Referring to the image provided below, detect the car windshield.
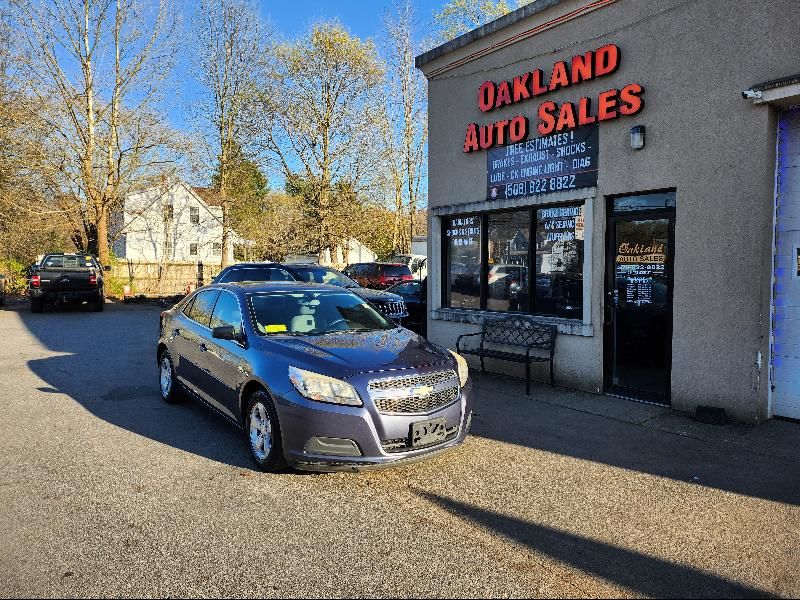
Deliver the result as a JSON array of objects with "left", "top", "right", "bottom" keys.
[
  {"left": 293, "top": 267, "right": 359, "bottom": 288},
  {"left": 382, "top": 265, "right": 412, "bottom": 277},
  {"left": 249, "top": 291, "right": 394, "bottom": 336}
]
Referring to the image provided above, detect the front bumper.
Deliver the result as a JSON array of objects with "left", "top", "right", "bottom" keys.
[{"left": 274, "top": 376, "right": 474, "bottom": 472}]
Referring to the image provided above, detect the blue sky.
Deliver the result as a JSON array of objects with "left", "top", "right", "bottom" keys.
[{"left": 261, "top": 0, "right": 445, "bottom": 41}]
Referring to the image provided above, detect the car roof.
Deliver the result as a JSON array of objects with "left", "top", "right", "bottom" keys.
[
  {"left": 210, "top": 281, "right": 351, "bottom": 294},
  {"left": 221, "top": 262, "right": 285, "bottom": 269}
]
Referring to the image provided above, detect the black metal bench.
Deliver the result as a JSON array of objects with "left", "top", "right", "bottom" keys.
[{"left": 456, "top": 316, "right": 557, "bottom": 395}]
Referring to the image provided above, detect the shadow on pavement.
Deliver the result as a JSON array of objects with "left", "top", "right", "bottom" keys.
[
  {"left": 19, "top": 304, "right": 257, "bottom": 470},
  {"left": 416, "top": 490, "right": 777, "bottom": 599},
  {"left": 469, "top": 375, "right": 800, "bottom": 506}
]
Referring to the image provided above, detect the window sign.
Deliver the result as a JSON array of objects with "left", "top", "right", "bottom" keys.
[
  {"left": 446, "top": 217, "right": 481, "bottom": 309},
  {"left": 535, "top": 206, "right": 584, "bottom": 318},
  {"left": 487, "top": 125, "right": 598, "bottom": 200}
]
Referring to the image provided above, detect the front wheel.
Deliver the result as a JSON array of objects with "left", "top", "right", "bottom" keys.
[
  {"left": 246, "top": 390, "right": 285, "bottom": 472},
  {"left": 158, "top": 350, "right": 183, "bottom": 404}
]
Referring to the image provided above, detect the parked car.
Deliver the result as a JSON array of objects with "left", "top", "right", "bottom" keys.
[
  {"left": 156, "top": 281, "right": 473, "bottom": 472},
  {"left": 0, "top": 274, "right": 5, "bottom": 307},
  {"left": 392, "top": 254, "right": 428, "bottom": 280},
  {"left": 212, "top": 263, "right": 295, "bottom": 284},
  {"left": 343, "top": 262, "right": 413, "bottom": 290},
  {"left": 387, "top": 277, "right": 427, "bottom": 337},
  {"left": 281, "top": 264, "right": 409, "bottom": 323},
  {"left": 28, "top": 253, "right": 110, "bottom": 313}
]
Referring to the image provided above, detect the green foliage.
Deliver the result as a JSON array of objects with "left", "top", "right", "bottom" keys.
[{"left": 212, "top": 141, "right": 269, "bottom": 204}]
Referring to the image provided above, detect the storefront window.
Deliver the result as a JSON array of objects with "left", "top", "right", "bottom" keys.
[
  {"left": 534, "top": 205, "right": 584, "bottom": 318},
  {"left": 444, "top": 203, "right": 585, "bottom": 319},
  {"left": 487, "top": 211, "right": 530, "bottom": 312},
  {"left": 445, "top": 216, "right": 481, "bottom": 309}
]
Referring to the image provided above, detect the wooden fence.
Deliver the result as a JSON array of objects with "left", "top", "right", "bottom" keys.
[{"left": 109, "top": 260, "right": 223, "bottom": 296}]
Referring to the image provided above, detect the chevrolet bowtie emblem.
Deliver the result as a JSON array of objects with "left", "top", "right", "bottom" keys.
[{"left": 412, "top": 385, "right": 435, "bottom": 398}]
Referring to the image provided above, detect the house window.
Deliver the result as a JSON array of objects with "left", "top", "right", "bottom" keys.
[
  {"left": 443, "top": 203, "right": 585, "bottom": 319},
  {"left": 190, "top": 243, "right": 198, "bottom": 256},
  {"left": 163, "top": 203, "right": 174, "bottom": 221},
  {"left": 190, "top": 206, "right": 200, "bottom": 225},
  {"left": 164, "top": 235, "right": 174, "bottom": 258},
  {"left": 212, "top": 242, "right": 222, "bottom": 256}
]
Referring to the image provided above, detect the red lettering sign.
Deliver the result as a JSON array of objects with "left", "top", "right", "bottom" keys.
[{"left": 461, "top": 43, "right": 645, "bottom": 152}]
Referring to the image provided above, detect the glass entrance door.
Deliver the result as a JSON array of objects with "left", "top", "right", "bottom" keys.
[{"left": 605, "top": 193, "right": 675, "bottom": 404}]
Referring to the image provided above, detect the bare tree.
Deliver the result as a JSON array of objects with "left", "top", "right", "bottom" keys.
[
  {"left": 193, "top": 0, "right": 267, "bottom": 268},
  {"left": 260, "top": 22, "right": 385, "bottom": 259},
  {"left": 9, "top": 0, "right": 178, "bottom": 264},
  {"left": 383, "top": 1, "right": 427, "bottom": 254},
  {"left": 432, "top": 0, "right": 535, "bottom": 43}
]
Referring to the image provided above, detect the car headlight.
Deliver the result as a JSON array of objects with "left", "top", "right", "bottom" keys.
[
  {"left": 449, "top": 350, "right": 469, "bottom": 387},
  {"left": 288, "top": 366, "right": 362, "bottom": 407}
]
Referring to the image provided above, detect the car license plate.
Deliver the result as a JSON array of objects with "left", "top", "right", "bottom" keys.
[{"left": 411, "top": 418, "right": 447, "bottom": 448}]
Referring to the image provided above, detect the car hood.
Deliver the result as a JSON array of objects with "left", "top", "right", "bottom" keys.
[
  {"left": 348, "top": 287, "right": 403, "bottom": 303},
  {"left": 255, "top": 327, "right": 452, "bottom": 379}
]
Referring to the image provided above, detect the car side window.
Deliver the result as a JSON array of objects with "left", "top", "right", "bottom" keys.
[
  {"left": 217, "top": 269, "right": 242, "bottom": 283},
  {"left": 210, "top": 291, "right": 243, "bottom": 336},
  {"left": 187, "top": 290, "right": 220, "bottom": 327},
  {"left": 182, "top": 295, "right": 197, "bottom": 317}
]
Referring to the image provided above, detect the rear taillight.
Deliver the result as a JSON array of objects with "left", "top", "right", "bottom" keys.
[
  {"left": 30, "top": 274, "right": 40, "bottom": 288},
  {"left": 402, "top": 274, "right": 413, "bottom": 281},
  {"left": 88, "top": 273, "right": 97, "bottom": 286},
  {"left": 378, "top": 273, "right": 387, "bottom": 284}
]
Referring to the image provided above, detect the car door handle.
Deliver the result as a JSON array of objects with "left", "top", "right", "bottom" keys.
[{"left": 199, "top": 343, "right": 208, "bottom": 352}]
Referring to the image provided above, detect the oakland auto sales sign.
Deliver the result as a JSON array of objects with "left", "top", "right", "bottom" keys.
[{"left": 460, "top": 43, "right": 645, "bottom": 200}]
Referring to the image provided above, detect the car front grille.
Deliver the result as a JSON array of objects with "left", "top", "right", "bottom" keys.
[
  {"left": 381, "top": 426, "right": 459, "bottom": 453},
  {"left": 375, "top": 300, "right": 408, "bottom": 319},
  {"left": 367, "top": 370, "right": 460, "bottom": 415}
]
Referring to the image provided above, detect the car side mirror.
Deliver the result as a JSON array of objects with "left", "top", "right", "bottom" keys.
[
  {"left": 212, "top": 325, "right": 238, "bottom": 341},
  {"left": 103, "top": 265, "right": 112, "bottom": 272}
]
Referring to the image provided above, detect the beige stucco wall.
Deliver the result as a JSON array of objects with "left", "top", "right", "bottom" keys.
[{"left": 420, "top": 0, "right": 800, "bottom": 422}]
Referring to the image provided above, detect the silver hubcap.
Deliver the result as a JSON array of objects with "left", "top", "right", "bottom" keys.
[
  {"left": 249, "top": 402, "right": 272, "bottom": 461},
  {"left": 160, "top": 356, "right": 172, "bottom": 397}
]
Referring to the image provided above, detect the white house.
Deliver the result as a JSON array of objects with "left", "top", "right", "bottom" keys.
[{"left": 112, "top": 181, "right": 235, "bottom": 264}]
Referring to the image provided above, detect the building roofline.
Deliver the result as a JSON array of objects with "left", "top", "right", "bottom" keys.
[
  {"left": 415, "top": 0, "right": 566, "bottom": 69},
  {"left": 750, "top": 74, "right": 800, "bottom": 93}
]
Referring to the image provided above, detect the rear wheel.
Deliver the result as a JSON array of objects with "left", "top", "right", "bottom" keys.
[
  {"left": 93, "top": 295, "right": 105, "bottom": 312},
  {"left": 246, "top": 390, "right": 285, "bottom": 472},
  {"left": 30, "top": 298, "right": 44, "bottom": 313},
  {"left": 158, "top": 350, "right": 183, "bottom": 404}
]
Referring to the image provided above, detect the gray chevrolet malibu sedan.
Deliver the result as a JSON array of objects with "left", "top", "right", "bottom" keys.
[{"left": 157, "top": 281, "right": 473, "bottom": 472}]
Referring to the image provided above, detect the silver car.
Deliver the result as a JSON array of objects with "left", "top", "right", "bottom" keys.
[{"left": 157, "top": 281, "right": 473, "bottom": 472}]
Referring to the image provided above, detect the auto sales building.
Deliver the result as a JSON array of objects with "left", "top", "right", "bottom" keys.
[{"left": 415, "top": 0, "right": 800, "bottom": 422}]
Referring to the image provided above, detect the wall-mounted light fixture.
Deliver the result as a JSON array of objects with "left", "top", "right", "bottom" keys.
[{"left": 630, "top": 125, "right": 645, "bottom": 150}]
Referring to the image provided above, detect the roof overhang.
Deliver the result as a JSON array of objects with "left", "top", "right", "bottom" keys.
[{"left": 745, "top": 74, "right": 800, "bottom": 108}]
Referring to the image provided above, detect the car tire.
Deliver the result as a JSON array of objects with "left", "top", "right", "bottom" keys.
[
  {"left": 93, "top": 296, "right": 105, "bottom": 312},
  {"left": 158, "top": 350, "right": 183, "bottom": 404},
  {"left": 245, "top": 390, "right": 286, "bottom": 472},
  {"left": 30, "top": 298, "right": 44, "bottom": 313}
]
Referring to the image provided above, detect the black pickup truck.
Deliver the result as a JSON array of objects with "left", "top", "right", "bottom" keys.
[{"left": 29, "top": 253, "right": 110, "bottom": 313}]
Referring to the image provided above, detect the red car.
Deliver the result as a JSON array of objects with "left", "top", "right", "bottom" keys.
[{"left": 343, "top": 262, "right": 414, "bottom": 290}]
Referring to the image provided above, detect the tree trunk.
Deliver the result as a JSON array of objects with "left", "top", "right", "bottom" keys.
[
  {"left": 96, "top": 204, "right": 109, "bottom": 264},
  {"left": 220, "top": 196, "right": 230, "bottom": 267}
]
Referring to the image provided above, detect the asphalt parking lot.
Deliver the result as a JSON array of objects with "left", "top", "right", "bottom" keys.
[{"left": 1, "top": 302, "right": 798, "bottom": 598}]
